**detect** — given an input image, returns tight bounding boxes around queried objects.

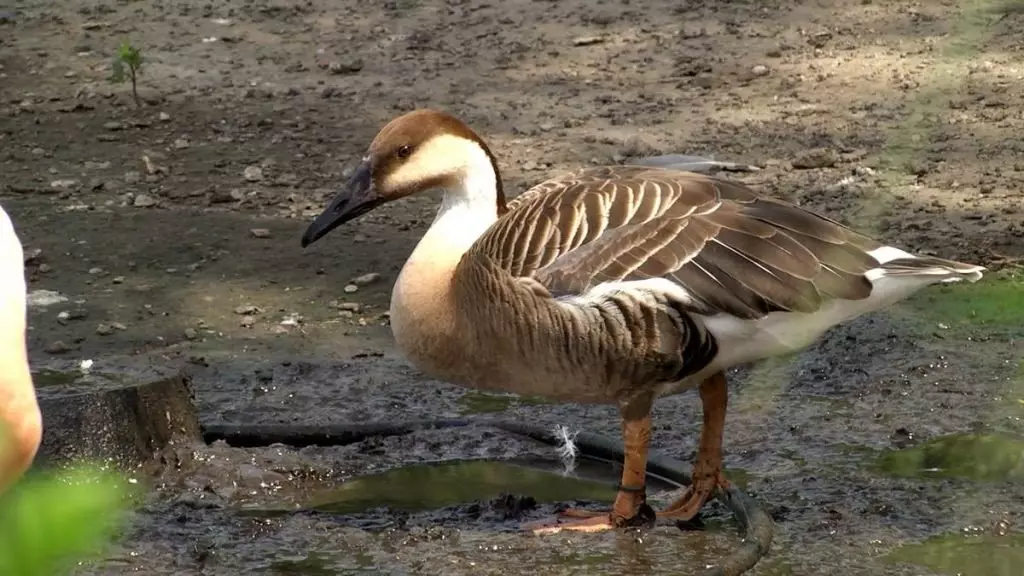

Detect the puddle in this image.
[902,270,1024,337]
[242,457,683,518]
[306,459,634,515]
[887,531,1024,576]
[457,391,553,414]
[31,369,122,389]
[873,433,1024,482]
[270,551,375,575]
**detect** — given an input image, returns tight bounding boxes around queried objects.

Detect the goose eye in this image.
[396,145,412,159]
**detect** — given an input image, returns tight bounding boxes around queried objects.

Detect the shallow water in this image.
[873,433,1024,482]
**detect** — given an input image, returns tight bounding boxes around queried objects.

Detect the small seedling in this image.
[110,41,144,107]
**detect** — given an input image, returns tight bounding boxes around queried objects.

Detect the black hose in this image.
[202,419,774,576]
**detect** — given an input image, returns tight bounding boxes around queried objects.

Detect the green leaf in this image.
[0,466,132,576]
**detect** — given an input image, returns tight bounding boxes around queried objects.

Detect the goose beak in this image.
[301,161,381,247]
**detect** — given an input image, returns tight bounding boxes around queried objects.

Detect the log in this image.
[33,368,200,470]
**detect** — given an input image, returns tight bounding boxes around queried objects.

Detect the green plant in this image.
[0,428,133,575]
[110,40,144,107]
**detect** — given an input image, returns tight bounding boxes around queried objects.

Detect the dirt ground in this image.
[2,0,1024,574]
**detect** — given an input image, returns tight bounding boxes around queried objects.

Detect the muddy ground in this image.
[2,0,1024,574]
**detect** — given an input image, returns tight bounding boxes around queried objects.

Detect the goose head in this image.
[301,109,506,247]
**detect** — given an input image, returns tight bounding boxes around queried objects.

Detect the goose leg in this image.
[525,397,655,534]
[659,371,731,521]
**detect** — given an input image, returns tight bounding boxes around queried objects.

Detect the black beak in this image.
[301,161,381,248]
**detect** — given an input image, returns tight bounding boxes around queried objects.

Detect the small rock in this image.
[751,64,770,77]
[337,302,362,312]
[28,290,68,308]
[23,248,43,264]
[327,59,363,75]
[572,36,604,46]
[173,137,190,149]
[351,272,381,286]
[112,276,124,284]
[88,267,104,275]
[158,112,171,122]
[234,304,261,315]
[103,121,125,131]
[56,309,87,325]
[50,179,80,190]
[791,148,838,169]
[45,341,72,354]
[37,263,52,273]
[96,323,114,335]
[343,284,359,294]
[184,328,199,340]
[240,315,256,328]
[250,228,271,239]
[133,194,157,207]
[243,166,264,182]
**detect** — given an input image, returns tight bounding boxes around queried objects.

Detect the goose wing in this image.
[468,166,882,319]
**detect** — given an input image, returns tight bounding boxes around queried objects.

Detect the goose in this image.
[300,109,985,534]
[0,203,42,495]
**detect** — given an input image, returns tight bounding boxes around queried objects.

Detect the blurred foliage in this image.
[0,427,134,576]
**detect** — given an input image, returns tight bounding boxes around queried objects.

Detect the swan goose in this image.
[0,203,42,495]
[301,109,985,533]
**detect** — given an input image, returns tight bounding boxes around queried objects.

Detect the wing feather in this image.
[467,166,883,319]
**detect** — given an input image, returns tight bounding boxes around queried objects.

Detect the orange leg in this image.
[659,371,731,520]
[526,401,655,535]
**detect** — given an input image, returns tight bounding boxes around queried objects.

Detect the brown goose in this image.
[301,109,985,533]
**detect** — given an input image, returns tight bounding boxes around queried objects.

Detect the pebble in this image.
[112,276,125,284]
[240,315,256,328]
[243,166,264,182]
[337,302,362,312]
[351,272,381,286]
[327,59,363,75]
[343,284,359,294]
[96,323,114,335]
[791,148,838,169]
[572,36,604,46]
[184,328,199,340]
[158,112,171,122]
[173,138,190,150]
[133,194,157,207]
[751,64,770,77]
[234,304,261,315]
[50,179,80,190]
[88,267,104,275]
[27,290,67,307]
[22,248,43,264]
[45,341,71,354]
[250,228,271,238]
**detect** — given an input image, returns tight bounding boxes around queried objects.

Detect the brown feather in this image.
[468,166,883,320]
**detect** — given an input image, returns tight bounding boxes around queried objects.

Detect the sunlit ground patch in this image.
[899,270,1024,339]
